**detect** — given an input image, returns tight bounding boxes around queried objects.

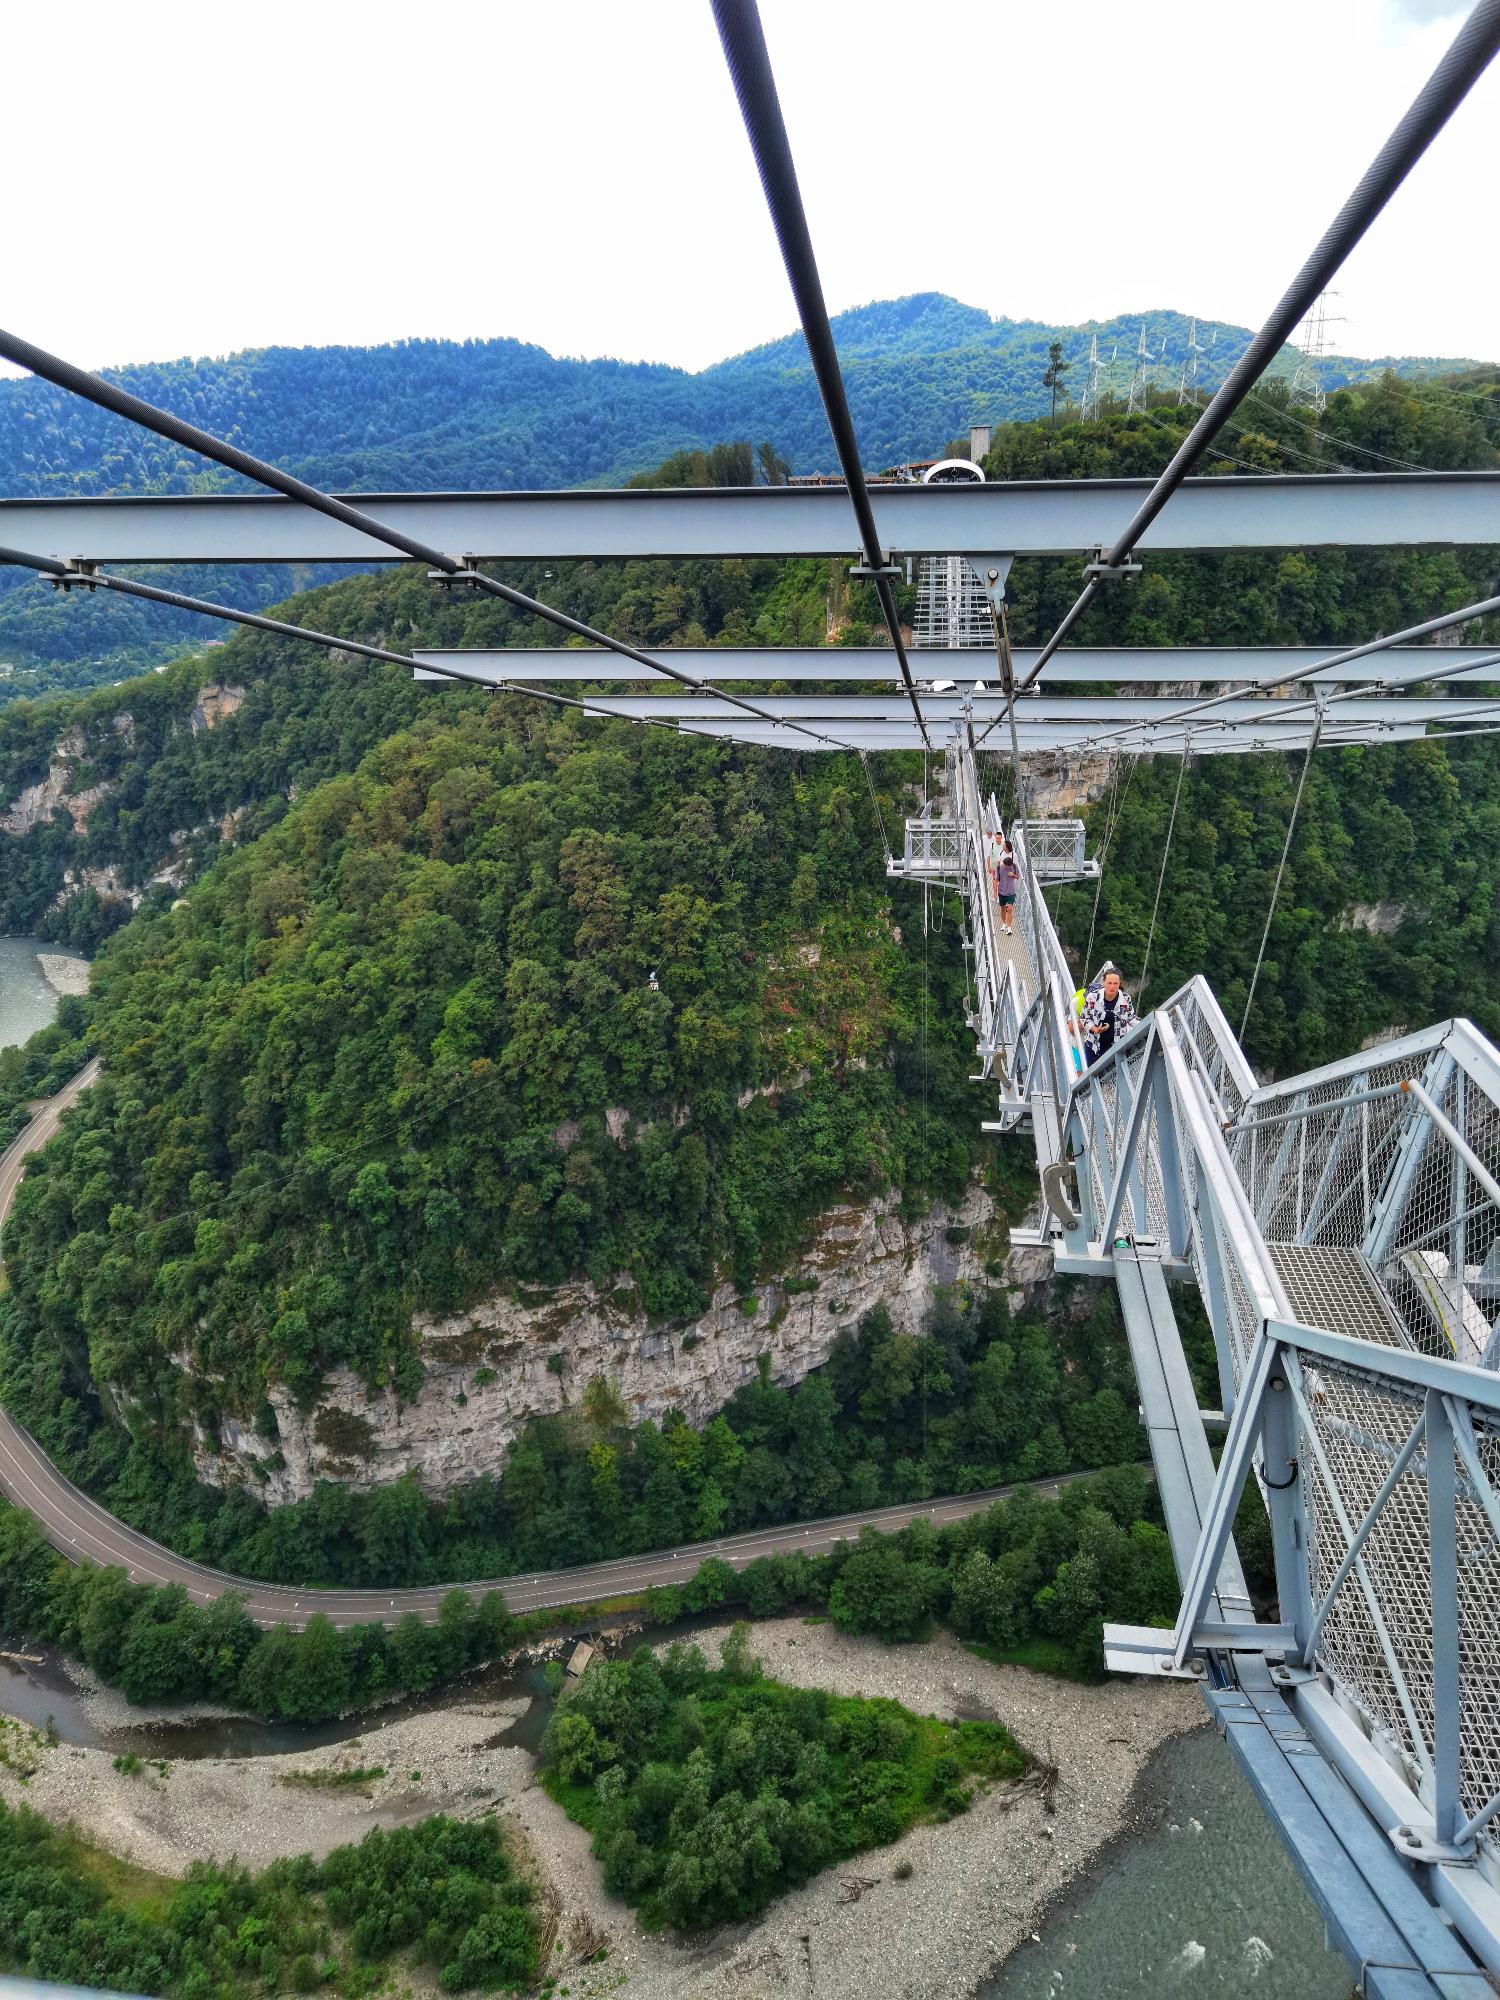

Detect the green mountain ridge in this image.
[0,292,1487,695]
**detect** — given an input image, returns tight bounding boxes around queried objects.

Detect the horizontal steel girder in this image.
[7,471,1500,564]
[646,719,1435,752]
[415,645,1500,686]
[416,690,1476,727]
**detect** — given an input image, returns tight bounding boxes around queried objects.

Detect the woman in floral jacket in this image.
[1080,965,1135,1066]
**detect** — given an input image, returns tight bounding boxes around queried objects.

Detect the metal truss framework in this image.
[889,736,1500,1992]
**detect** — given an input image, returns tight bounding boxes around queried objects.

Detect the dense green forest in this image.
[1,290,1486,691]
[540,1627,1024,1930]
[0,380,1497,1595]
[0,1800,541,1995]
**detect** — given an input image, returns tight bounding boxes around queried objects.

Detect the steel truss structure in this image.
[889,737,1500,1991]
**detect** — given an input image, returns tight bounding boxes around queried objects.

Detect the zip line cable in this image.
[0,326,864,759]
[975,0,1500,729]
[1240,703,1327,1042]
[710,0,932,753]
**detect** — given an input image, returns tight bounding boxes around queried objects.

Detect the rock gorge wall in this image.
[193,1179,1048,1507]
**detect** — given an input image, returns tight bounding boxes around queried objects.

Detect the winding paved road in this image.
[0,1067,1071,1629]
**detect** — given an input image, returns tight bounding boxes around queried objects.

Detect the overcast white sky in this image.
[3,0,1495,377]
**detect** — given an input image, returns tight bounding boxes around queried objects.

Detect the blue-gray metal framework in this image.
[888,740,1500,1989]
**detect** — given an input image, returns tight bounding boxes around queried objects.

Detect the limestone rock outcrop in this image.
[194,1180,1042,1506]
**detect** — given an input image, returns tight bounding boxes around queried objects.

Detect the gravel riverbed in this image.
[516,1618,1202,2000]
[0,1697,534,1876]
[37,953,90,998]
[1,1619,1200,1997]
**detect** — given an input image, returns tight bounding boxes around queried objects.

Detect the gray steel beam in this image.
[426,691,1485,726]
[652,719,1435,753]
[413,644,1500,685]
[1211,1680,1490,1998]
[1113,1252,1251,1613]
[7,472,1500,565]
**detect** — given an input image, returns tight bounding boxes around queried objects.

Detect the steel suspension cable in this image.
[711,0,932,753]
[0,544,689,739]
[977,0,1500,727]
[1138,744,1190,1007]
[1084,751,1140,974]
[1068,586,1500,756]
[1240,703,1327,1043]
[859,750,894,863]
[0,326,862,757]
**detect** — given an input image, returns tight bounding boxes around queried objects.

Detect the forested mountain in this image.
[1,292,1490,695]
[0,383,1497,1589]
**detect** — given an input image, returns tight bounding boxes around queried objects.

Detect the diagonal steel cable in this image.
[711,0,932,752]
[0,325,865,756]
[976,0,1500,737]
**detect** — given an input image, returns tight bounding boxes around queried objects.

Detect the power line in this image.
[0,325,861,758]
[980,0,1500,716]
[710,0,932,753]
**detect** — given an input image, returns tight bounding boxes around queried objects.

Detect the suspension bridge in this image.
[1,0,1499,1990]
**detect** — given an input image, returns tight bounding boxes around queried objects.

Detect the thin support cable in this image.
[1084,751,1135,972]
[859,750,894,863]
[1240,704,1327,1042]
[977,0,1500,718]
[710,0,931,752]
[1088,752,1144,976]
[1139,743,1190,1006]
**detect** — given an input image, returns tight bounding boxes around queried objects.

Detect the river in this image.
[0,1633,1356,1998]
[980,1725,1355,1999]
[0,935,88,1051]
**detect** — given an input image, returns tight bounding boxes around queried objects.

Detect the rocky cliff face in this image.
[191,1179,1047,1507]
[0,723,121,836]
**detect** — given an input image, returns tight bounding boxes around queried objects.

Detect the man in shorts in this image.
[993,843,1019,935]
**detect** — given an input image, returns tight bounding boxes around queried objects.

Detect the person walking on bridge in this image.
[1081,964,1134,1066]
[993,841,1019,936]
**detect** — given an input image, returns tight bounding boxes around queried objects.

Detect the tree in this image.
[280,1611,352,1719]
[1043,340,1071,428]
[827,1533,938,1640]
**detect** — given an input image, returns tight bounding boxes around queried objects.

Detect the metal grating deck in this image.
[1268,1242,1407,1346]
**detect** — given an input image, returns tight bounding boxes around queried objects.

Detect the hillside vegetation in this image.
[0,386,1495,1590]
